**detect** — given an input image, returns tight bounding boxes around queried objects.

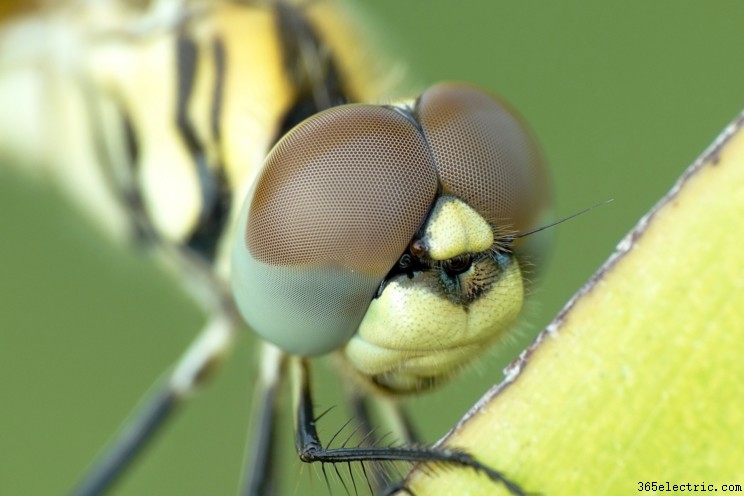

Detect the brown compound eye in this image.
[415,83,551,249]
[232,104,438,356]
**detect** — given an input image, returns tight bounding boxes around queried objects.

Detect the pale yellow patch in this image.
[345,261,523,388]
[424,196,494,260]
[90,33,202,243]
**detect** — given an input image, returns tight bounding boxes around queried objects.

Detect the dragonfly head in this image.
[231,82,550,393]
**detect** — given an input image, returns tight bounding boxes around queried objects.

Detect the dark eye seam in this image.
[441,254,473,277]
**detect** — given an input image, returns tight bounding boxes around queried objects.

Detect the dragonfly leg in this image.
[240,342,287,496]
[346,389,421,492]
[72,311,236,496]
[293,358,526,496]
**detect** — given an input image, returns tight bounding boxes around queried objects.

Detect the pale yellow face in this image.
[344,195,524,393]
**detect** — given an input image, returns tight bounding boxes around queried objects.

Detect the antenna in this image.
[507,199,613,241]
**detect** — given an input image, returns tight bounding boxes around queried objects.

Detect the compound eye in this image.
[232,105,438,356]
[416,83,551,245]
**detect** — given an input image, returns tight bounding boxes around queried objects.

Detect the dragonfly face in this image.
[232,83,548,393]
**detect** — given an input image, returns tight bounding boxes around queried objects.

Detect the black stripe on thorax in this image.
[176,33,231,262]
[274,1,349,139]
[211,37,226,142]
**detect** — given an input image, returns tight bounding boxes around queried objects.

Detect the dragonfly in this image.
[0,0,550,494]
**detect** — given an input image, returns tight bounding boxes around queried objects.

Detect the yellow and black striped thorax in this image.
[0,0,397,274]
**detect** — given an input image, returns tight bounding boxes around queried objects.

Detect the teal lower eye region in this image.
[231,249,382,356]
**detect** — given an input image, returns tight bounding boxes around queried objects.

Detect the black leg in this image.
[72,384,178,496]
[241,343,287,496]
[346,390,428,493]
[292,358,526,496]
[72,313,235,496]
[346,392,392,493]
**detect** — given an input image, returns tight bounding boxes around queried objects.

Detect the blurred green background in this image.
[2,1,744,495]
